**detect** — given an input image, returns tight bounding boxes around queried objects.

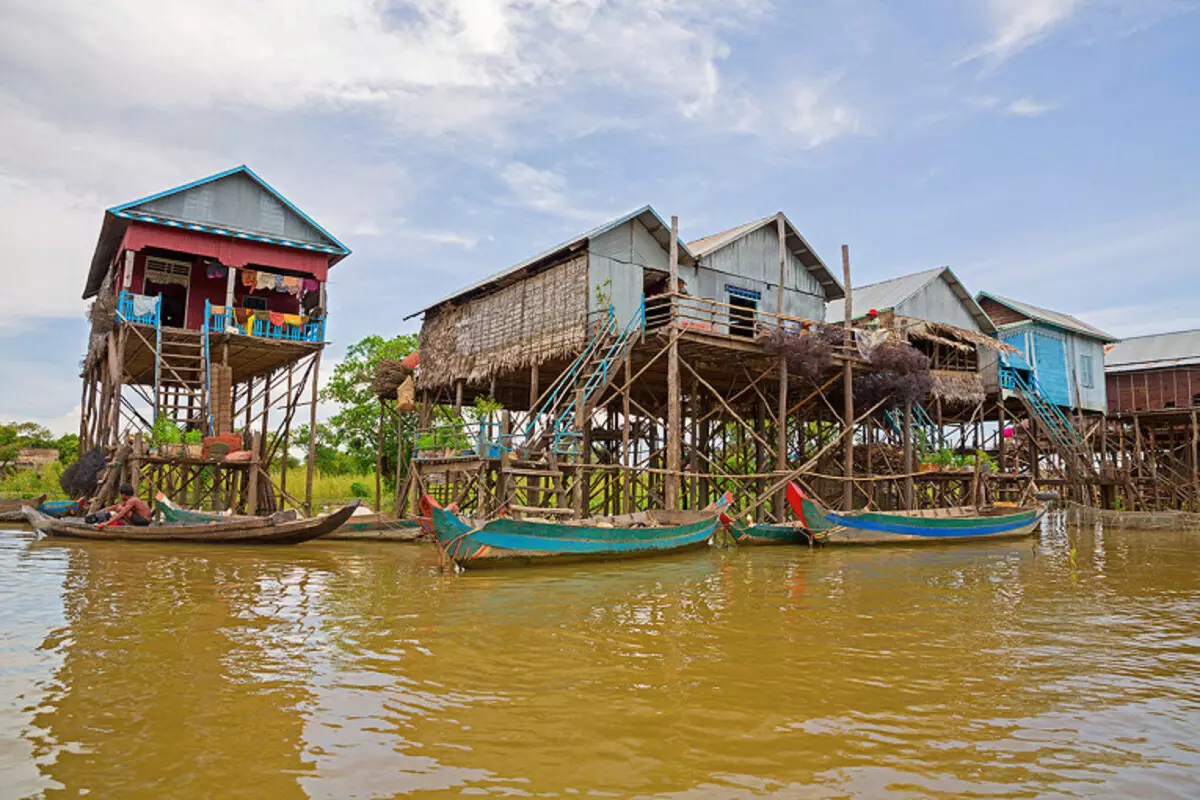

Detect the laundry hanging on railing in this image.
[281,276,303,297]
[240,269,257,287]
[255,271,277,291]
[303,278,319,293]
[131,294,158,317]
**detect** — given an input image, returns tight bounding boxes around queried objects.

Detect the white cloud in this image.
[786,79,862,149]
[0,0,765,140]
[1006,97,1055,117]
[500,162,615,222]
[960,0,1081,68]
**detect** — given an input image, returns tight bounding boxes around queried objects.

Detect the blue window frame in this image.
[1080,354,1094,389]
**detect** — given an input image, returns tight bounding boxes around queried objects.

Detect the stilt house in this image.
[407,208,848,520]
[1105,330,1200,414]
[976,293,1115,414]
[80,165,350,513]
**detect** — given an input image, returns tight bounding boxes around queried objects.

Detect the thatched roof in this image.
[898,317,1017,353]
[929,369,986,404]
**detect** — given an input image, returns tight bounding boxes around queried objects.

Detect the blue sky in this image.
[0,0,1197,433]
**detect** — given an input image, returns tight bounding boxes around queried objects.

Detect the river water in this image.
[1,516,1197,799]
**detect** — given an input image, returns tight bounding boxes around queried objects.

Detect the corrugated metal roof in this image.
[1105,328,1200,372]
[686,212,845,300]
[825,266,995,333]
[405,205,695,319]
[84,165,349,299]
[976,292,1116,342]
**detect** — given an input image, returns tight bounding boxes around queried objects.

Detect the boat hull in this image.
[819,506,1044,545]
[730,521,812,545]
[432,507,721,569]
[22,501,360,544]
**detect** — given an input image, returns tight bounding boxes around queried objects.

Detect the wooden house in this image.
[825,267,1000,411]
[80,165,350,513]
[976,293,1115,413]
[407,208,850,519]
[1105,329,1200,414]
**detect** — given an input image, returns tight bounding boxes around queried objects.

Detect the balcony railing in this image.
[116,291,161,326]
[205,301,325,343]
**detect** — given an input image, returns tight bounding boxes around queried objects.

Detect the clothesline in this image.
[238,268,318,298]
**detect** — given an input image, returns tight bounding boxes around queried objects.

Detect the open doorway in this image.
[143,257,192,328]
[729,294,757,338]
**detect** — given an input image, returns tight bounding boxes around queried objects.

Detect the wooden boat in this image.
[788,484,1044,545]
[0,494,46,523]
[427,493,732,569]
[728,520,813,545]
[21,500,360,544]
[325,513,422,541]
[153,491,299,524]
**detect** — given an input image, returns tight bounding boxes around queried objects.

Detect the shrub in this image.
[349,481,372,499]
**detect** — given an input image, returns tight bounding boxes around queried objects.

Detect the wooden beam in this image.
[841,244,854,511]
[305,349,321,515]
[665,215,682,510]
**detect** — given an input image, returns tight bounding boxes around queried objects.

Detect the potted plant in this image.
[184,429,204,458]
[151,416,183,457]
[922,448,956,473]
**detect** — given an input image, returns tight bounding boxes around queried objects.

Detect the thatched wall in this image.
[419,254,588,390]
[929,369,986,405]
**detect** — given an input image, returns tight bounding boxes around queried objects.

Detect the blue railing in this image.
[204,304,325,343]
[116,291,161,326]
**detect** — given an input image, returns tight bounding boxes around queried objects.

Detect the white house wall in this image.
[1068,334,1108,413]
[587,218,657,326]
[698,226,827,321]
[894,275,982,332]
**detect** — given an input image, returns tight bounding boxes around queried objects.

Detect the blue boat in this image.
[427,494,732,569]
[789,484,1045,545]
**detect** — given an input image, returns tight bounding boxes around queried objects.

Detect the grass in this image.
[271,470,391,513]
[0,463,69,501]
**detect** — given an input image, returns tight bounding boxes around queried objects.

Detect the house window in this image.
[726,285,760,339]
[1080,354,1094,389]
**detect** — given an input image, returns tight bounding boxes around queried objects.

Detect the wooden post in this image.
[841,244,854,512]
[997,403,1007,474]
[902,400,914,509]
[305,351,321,515]
[455,380,463,418]
[573,388,586,515]
[1192,410,1199,510]
[665,215,682,511]
[622,350,632,514]
[281,364,293,498]
[247,433,261,515]
[375,401,385,513]
[775,357,789,519]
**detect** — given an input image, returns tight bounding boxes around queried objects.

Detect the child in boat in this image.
[95,485,153,527]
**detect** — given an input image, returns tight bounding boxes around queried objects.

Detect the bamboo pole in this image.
[841,244,854,512]
[902,400,914,509]
[375,401,385,513]
[776,357,788,519]
[305,350,321,515]
[665,214,682,511]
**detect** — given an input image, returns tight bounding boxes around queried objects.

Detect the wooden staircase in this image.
[154,328,208,430]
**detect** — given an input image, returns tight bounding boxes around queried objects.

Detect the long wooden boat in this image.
[0,494,46,523]
[428,494,731,569]
[21,500,360,544]
[729,520,813,545]
[789,484,1043,545]
[153,492,299,525]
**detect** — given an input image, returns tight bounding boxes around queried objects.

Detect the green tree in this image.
[298,334,419,483]
[0,422,56,472]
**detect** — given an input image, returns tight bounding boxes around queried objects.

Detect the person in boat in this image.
[95,485,153,527]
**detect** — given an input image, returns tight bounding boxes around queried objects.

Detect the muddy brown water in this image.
[1,514,1197,798]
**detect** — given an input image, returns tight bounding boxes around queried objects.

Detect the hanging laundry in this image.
[302,278,320,293]
[274,274,285,292]
[281,276,303,297]
[131,294,158,317]
[282,313,304,326]
[256,271,276,291]
[205,262,227,280]
[241,269,257,287]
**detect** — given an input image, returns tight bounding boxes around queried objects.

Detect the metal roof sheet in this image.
[976,292,1116,342]
[406,205,695,319]
[686,212,845,300]
[825,266,995,333]
[1105,328,1200,372]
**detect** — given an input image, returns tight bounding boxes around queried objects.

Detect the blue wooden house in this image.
[977,293,1116,413]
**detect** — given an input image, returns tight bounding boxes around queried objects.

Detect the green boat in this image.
[728,519,813,545]
[788,483,1044,545]
[427,493,732,569]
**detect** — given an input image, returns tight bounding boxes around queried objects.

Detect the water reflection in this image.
[0,523,1196,799]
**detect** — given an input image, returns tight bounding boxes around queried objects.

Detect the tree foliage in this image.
[0,422,79,472]
[298,334,419,481]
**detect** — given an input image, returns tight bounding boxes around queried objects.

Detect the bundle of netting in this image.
[762,325,841,380]
[854,342,932,407]
[371,360,412,401]
[60,448,107,499]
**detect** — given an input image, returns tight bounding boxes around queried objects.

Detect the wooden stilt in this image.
[841,244,854,512]
[665,214,682,511]
[305,351,321,515]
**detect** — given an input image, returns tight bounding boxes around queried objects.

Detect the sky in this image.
[0,0,1197,434]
